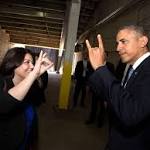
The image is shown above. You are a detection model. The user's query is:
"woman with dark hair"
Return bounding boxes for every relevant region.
[0,47,53,150]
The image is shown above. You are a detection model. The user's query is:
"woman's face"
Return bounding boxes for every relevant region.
[14,53,34,80]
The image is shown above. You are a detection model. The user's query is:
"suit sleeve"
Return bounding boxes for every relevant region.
[74,61,83,80]
[89,65,150,127]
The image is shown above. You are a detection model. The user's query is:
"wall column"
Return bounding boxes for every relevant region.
[58,0,81,109]
[0,28,10,62]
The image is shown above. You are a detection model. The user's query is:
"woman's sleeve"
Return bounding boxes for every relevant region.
[0,78,22,114]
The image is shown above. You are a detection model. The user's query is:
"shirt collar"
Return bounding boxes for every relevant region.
[132,52,150,70]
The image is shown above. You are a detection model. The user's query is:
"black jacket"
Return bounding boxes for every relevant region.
[74,59,94,82]
[89,56,150,150]
[0,76,42,150]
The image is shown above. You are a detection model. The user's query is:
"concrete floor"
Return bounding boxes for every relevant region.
[37,73,108,150]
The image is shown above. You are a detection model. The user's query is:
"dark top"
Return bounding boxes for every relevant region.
[74,59,94,82]
[40,71,48,90]
[89,56,150,150]
[115,60,126,80]
[0,76,42,150]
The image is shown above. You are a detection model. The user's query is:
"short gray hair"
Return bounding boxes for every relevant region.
[118,25,147,37]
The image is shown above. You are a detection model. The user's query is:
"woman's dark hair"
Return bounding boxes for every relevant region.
[0,47,32,77]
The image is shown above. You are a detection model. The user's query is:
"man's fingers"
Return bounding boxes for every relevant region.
[97,34,104,51]
[85,40,91,50]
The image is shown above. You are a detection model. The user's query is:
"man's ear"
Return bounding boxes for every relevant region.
[140,36,148,48]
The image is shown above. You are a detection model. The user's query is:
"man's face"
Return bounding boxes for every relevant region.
[116,29,147,64]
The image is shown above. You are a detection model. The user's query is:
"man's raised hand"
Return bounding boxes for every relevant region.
[86,34,106,70]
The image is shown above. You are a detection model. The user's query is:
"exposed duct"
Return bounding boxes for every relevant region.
[77,0,144,43]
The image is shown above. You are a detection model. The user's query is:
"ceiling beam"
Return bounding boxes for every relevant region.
[0,20,62,30]
[1,25,61,36]
[11,38,59,48]
[7,30,60,39]
[0,13,63,24]
[0,1,66,13]
[0,3,65,20]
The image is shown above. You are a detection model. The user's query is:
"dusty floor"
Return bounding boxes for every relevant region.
[37,73,108,150]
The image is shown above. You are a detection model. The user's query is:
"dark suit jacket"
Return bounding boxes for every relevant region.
[89,56,150,150]
[74,59,93,82]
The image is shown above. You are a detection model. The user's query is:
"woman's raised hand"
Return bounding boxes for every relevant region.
[33,51,53,77]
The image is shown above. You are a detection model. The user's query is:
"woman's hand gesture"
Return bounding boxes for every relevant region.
[33,51,53,77]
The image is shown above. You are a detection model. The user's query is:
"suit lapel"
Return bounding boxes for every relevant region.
[126,70,138,88]
[125,56,150,88]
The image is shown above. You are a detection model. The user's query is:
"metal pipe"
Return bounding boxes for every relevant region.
[78,0,144,42]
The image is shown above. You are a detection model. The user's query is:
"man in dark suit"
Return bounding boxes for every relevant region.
[72,52,93,108]
[115,59,126,80]
[86,25,150,150]
[85,62,115,127]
